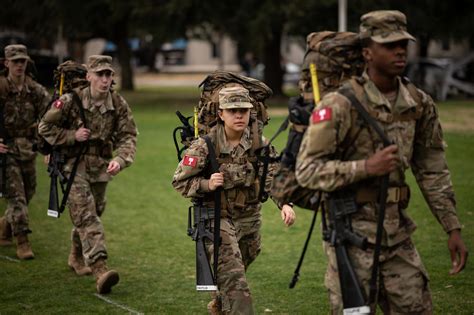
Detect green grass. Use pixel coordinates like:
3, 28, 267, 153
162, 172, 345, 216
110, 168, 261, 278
0, 90, 473, 314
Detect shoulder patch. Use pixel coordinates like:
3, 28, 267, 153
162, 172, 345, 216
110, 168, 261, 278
53, 99, 64, 109
312, 107, 332, 123
182, 155, 198, 167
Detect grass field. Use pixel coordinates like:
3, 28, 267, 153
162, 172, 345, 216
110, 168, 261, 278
1, 87, 473, 314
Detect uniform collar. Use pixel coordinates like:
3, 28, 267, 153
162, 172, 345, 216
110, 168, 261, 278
216, 124, 252, 154
362, 71, 418, 114
82, 86, 114, 114
6, 76, 31, 94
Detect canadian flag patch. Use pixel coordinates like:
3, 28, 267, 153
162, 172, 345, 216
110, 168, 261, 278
311, 107, 332, 123
182, 155, 198, 167
53, 99, 63, 109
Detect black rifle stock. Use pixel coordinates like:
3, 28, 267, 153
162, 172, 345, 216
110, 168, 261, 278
327, 193, 370, 315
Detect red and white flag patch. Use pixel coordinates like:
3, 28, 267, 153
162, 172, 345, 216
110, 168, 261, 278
311, 107, 332, 123
182, 155, 198, 168
53, 99, 64, 109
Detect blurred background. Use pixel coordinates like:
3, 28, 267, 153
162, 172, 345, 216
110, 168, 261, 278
1, 0, 473, 100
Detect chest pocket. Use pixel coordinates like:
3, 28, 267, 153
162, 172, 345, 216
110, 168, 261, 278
5, 95, 38, 134
84, 108, 116, 142
220, 160, 256, 190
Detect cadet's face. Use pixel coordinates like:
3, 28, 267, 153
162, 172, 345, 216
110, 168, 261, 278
5, 58, 27, 77
364, 40, 408, 77
87, 70, 113, 94
218, 108, 251, 133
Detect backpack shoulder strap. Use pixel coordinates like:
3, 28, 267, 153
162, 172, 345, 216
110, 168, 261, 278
70, 90, 87, 129
203, 135, 219, 173
339, 83, 391, 147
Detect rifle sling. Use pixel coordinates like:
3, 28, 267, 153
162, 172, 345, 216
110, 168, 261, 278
57, 91, 88, 215
203, 136, 221, 287
338, 87, 391, 306
258, 116, 289, 202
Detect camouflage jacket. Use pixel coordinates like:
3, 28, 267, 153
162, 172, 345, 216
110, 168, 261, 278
296, 72, 460, 246
0, 75, 51, 160
38, 86, 137, 182
172, 123, 279, 217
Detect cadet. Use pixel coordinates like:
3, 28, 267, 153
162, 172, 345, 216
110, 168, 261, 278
173, 86, 296, 314
295, 10, 468, 314
38, 55, 137, 294
0, 44, 51, 259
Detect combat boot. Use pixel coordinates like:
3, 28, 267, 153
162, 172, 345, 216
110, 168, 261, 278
91, 259, 119, 294
0, 216, 13, 246
16, 233, 34, 260
68, 241, 92, 276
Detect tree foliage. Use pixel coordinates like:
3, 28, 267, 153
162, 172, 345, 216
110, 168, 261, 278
1, 0, 473, 93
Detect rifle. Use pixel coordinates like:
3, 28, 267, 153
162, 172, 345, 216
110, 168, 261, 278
173, 111, 195, 161
47, 87, 88, 218
186, 136, 221, 292
326, 192, 370, 315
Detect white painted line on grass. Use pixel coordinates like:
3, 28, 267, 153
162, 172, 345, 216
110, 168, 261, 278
94, 293, 144, 315
0, 255, 20, 263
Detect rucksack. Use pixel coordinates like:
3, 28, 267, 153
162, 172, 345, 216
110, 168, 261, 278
299, 31, 364, 103
35, 60, 88, 155
173, 70, 272, 161
271, 31, 364, 210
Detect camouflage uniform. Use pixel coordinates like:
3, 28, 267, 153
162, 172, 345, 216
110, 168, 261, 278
0, 45, 50, 239
173, 87, 278, 314
38, 57, 137, 268
296, 11, 461, 314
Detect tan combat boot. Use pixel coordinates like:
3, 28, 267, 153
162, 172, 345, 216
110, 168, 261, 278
91, 259, 119, 294
68, 239, 92, 276
16, 233, 34, 260
0, 216, 13, 246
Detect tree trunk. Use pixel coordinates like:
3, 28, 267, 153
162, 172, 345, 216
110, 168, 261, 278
263, 27, 284, 96
112, 16, 134, 91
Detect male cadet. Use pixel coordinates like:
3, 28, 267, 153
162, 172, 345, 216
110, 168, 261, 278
295, 10, 468, 314
0, 44, 50, 259
38, 55, 137, 293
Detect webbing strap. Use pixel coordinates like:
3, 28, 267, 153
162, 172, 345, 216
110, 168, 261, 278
203, 136, 221, 288
338, 86, 391, 306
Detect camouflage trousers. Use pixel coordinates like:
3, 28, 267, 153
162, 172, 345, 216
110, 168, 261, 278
3, 156, 36, 235
324, 237, 432, 314
206, 211, 262, 315
66, 174, 108, 266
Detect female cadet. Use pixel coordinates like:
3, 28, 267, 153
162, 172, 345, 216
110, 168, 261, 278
172, 86, 295, 314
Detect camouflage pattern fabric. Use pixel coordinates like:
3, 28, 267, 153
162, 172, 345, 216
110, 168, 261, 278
299, 31, 364, 102
324, 238, 432, 314
38, 86, 137, 264
0, 74, 50, 235
53, 61, 88, 94
67, 176, 108, 265
4, 157, 36, 235
295, 72, 461, 312
195, 71, 271, 154
205, 213, 261, 314
172, 123, 280, 314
